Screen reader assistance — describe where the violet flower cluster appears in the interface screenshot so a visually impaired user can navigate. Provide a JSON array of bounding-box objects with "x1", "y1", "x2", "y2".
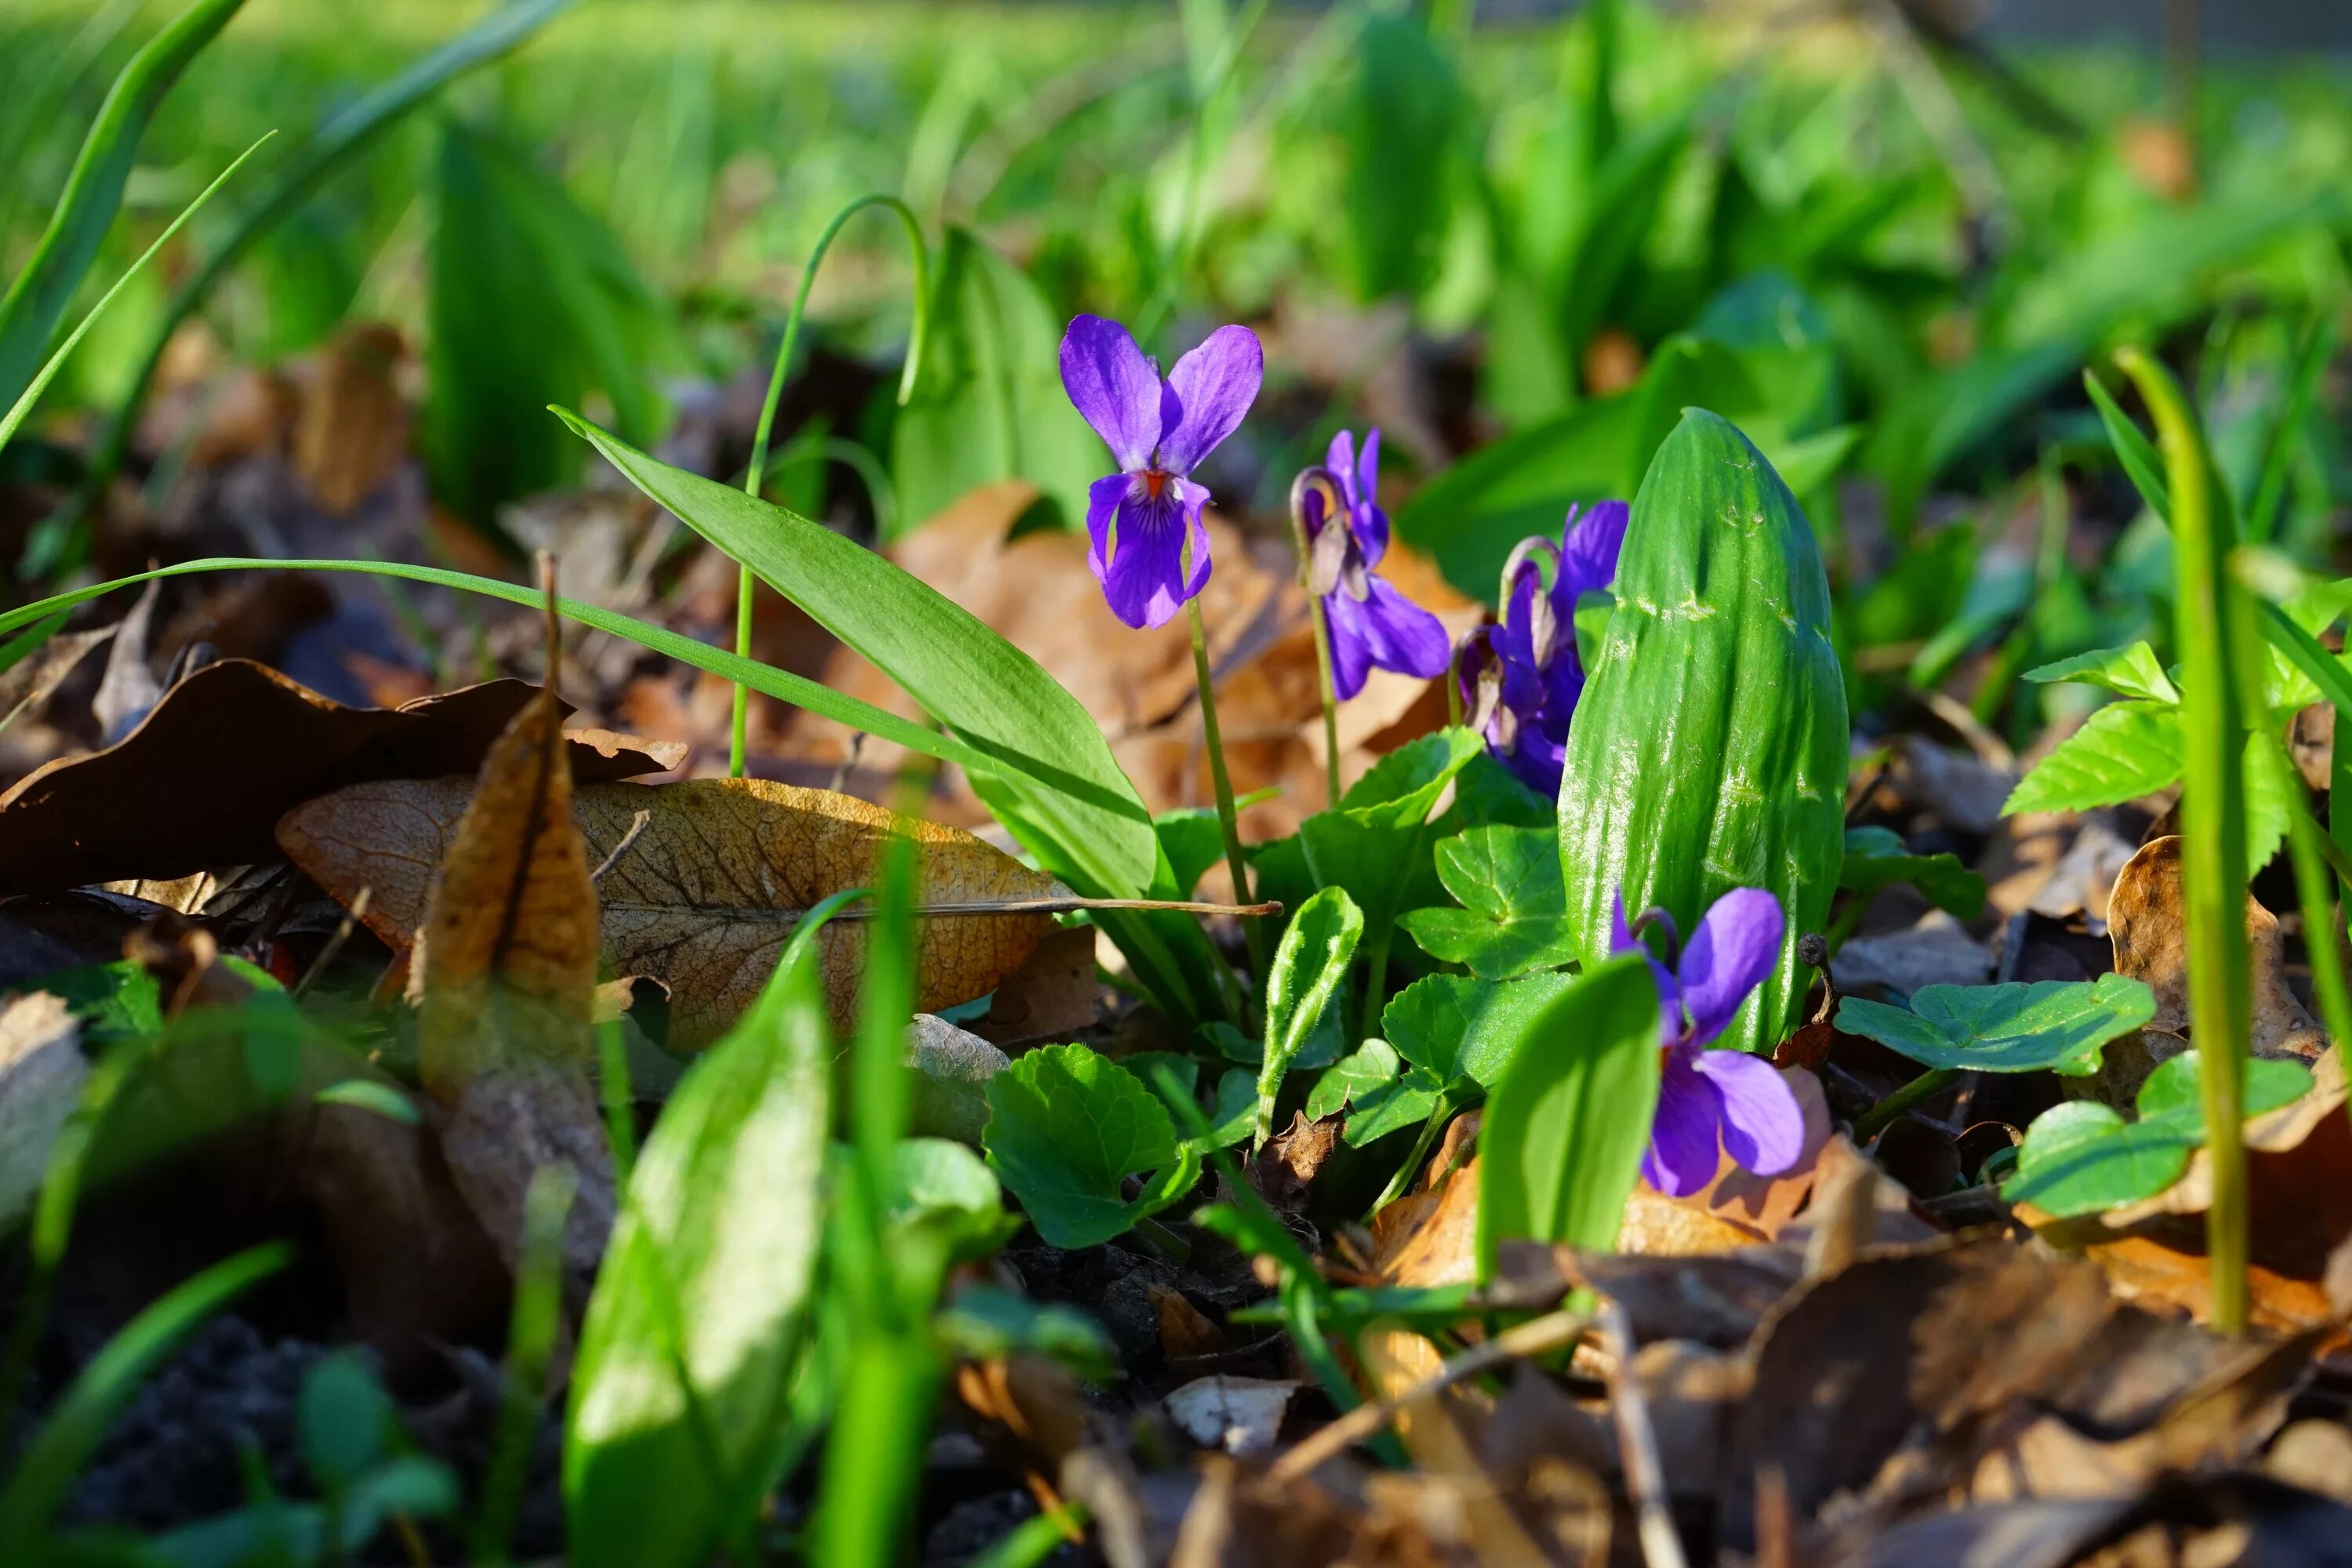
[
  {"x1": 1611, "y1": 887, "x2": 1806, "y2": 1196},
  {"x1": 1456, "y1": 500, "x2": 1628, "y2": 797}
]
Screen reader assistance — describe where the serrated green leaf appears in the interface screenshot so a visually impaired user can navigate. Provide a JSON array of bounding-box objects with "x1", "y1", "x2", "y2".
[
  {"x1": 1838, "y1": 826, "x2": 1987, "y2": 920},
  {"x1": 1399, "y1": 826, "x2": 1578, "y2": 978},
  {"x1": 1381, "y1": 971, "x2": 1582, "y2": 1094},
  {"x1": 1257, "y1": 887, "x2": 1364, "y2": 1147},
  {"x1": 982, "y1": 1044, "x2": 1198, "y2": 1248},
  {"x1": 1338, "y1": 728, "x2": 1486, "y2": 829},
  {"x1": 1476, "y1": 955, "x2": 1662, "y2": 1278},
  {"x1": 2002, "y1": 1050, "x2": 2312, "y2": 1217},
  {"x1": 2023, "y1": 642, "x2": 2179, "y2": 704},
  {"x1": 884, "y1": 1138, "x2": 1021, "y2": 1261},
  {"x1": 1305, "y1": 1040, "x2": 1439, "y2": 1149},
  {"x1": 2002, "y1": 701, "x2": 2184, "y2": 815},
  {"x1": 1833, "y1": 975, "x2": 2155, "y2": 1076},
  {"x1": 2242, "y1": 728, "x2": 2292, "y2": 870}
]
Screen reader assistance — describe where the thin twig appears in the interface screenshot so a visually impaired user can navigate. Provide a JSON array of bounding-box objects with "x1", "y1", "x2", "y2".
[
  {"x1": 292, "y1": 887, "x2": 370, "y2": 1000},
  {"x1": 826, "y1": 731, "x2": 867, "y2": 794},
  {"x1": 1602, "y1": 1299, "x2": 1689, "y2": 1568},
  {"x1": 1266, "y1": 1307, "x2": 1592, "y2": 1481},
  {"x1": 590, "y1": 811, "x2": 652, "y2": 884}
]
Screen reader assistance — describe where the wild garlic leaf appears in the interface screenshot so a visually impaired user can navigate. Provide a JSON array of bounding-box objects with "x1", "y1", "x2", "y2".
[
  {"x1": 1833, "y1": 975, "x2": 2156, "y2": 1076},
  {"x1": 2023, "y1": 642, "x2": 2178, "y2": 704},
  {"x1": 982, "y1": 1043, "x2": 1198, "y2": 1249},
  {"x1": 1838, "y1": 826, "x2": 1986, "y2": 920},
  {"x1": 2002, "y1": 1050, "x2": 2312, "y2": 1217},
  {"x1": 2002, "y1": 700, "x2": 2183, "y2": 815},
  {"x1": 1381, "y1": 972, "x2": 1580, "y2": 1094},
  {"x1": 1257, "y1": 887, "x2": 1365, "y2": 1146},
  {"x1": 1305, "y1": 1039, "x2": 1440, "y2": 1148},
  {"x1": 1399, "y1": 826, "x2": 1579, "y2": 978}
]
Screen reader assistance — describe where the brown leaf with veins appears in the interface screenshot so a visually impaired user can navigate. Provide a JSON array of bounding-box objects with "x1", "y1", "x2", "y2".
[{"x1": 281, "y1": 775, "x2": 1061, "y2": 1047}]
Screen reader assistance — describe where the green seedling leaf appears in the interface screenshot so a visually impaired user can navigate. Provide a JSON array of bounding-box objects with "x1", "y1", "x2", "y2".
[
  {"x1": 2002, "y1": 700, "x2": 2183, "y2": 815},
  {"x1": 933, "y1": 1286, "x2": 1114, "y2": 1384},
  {"x1": 1305, "y1": 1039, "x2": 1438, "y2": 1148},
  {"x1": 2003, "y1": 1050, "x2": 2312, "y2": 1218},
  {"x1": 1381, "y1": 971, "x2": 1580, "y2": 1096},
  {"x1": 0, "y1": 0, "x2": 243, "y2": 416},
  {"x1": 885, "y1": 1138, "x2": 1022, "y2": 1261},
  {"x1": 2024, "y1": 642, "x2": 2180, "y2": 705},
  {"x1": 24, "y1": 961, "x2": 163, "y2": 1042},
  {"x1": 1204, "y1": 1068, "x2": 1256, "y2": 1150},
  {"x1": 1838, "y1": 826, "x2": 1986, "y2": 920},
  {"x1": 1399, "y1": 825, "x2": 1578, "y2": 978},
  {"x1": 143, "y1": 1454, "x2": 457, "y2": 1568},
  {"x1": 1475, "y1": 955, "x2": 1662, "y2": 1279},
  {"x1": 298, "y1": 1352, "x2": 391, "y2": 1491},
  {"x1": 982, "y1": 1044, "x2": 1200, "y2": 1248},
  {"x1": 891, "y1": 227, "x2": 1102, "y2": 535},
  {"x1": 1834, "y1": 975, "x2": 2156, "y2": 1076},
  {"x1": 1256, "y1": 887, "x2": 1364, "y2": 1148},
  {"x1": 566, "y1": 938, "x2": 833, "y2": 1568},
  {"x1": 0, "y1": 1240, "x2": 289, "y2": 1555}
]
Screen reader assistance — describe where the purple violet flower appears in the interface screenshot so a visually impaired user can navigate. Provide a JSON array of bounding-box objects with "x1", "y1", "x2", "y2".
[
  {"x1": 1058, "y1": 314, "x2": 1264, "y2": 629},
  {"x1": 1610, "y1": 887, "x2": 1805, "y2": 1197},
  {"x1": 1299, "y1": 428, "x2": 1450, "y2": 699},
  {"x1": 1455, "y1": 499, "x2": 1629, "y2": 796}
]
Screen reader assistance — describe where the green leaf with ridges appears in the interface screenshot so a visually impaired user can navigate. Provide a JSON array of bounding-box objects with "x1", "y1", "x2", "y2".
[
  {"x1": 1256, "y1": 887, "x2": 1364, "y2": 1147},
  {"x1": 1399, "y1": 826, "x2": 1578, "y2": 978},
  {"x1": 2002, "y1": 1051, "x2": 2312, "y2": 1218},
  {"x1": 1833, "y1": 975, "x2": 2156, "y2": 1076},
  {"x1": 1475, "y1": 956, "x2": 1662, "y2": 1278},
  {"x1": 1559, "y1": 409, "x2": 1849, "y2": 1056},
  {"x1": 982, "y1": 1044, "x2": 1199, "y2": 1248}
]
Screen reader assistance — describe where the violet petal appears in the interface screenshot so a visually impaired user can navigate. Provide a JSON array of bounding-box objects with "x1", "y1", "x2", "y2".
[
  {"x1": 1059, "y1": 315, "x2": 1163, "y2": 473},
  {"x1": 1158, "y1": 325, "x2": 1263, "y2": 474},
  {"x1": 1093, "y1": 483, "x2": 1196, "y2": 630},
  {"x1": 1643, "y1": 1052, "x2": 1724, "y2": 1197},
  {"x1": 1692, "y1": 1049, "x2": 1805, "y2": 1176},
  {"x1": 1679, "y1": 887, "x2": 1784, "y2": 1046},
  {"x1": 1555, "y1": 499, "x2": 1630, "y2": 607}
]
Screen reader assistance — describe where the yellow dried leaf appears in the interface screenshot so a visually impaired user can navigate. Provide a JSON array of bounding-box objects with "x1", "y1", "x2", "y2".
[{"x1": 281, "y1": 775, "x2": 1062, "y2": 1048}]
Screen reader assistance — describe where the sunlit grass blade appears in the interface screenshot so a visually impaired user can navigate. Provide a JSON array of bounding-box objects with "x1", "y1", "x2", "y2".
[
  {"x1": 0, "y1": 1240, "x2": 292, "y2": 1555},
  {"x1": 89, "y1": 0, "x2": 583, "y2": 492},
  {"x1": 0, "y1": 0, "x2": 243, "y2": 415},
  {"x1": 2115, "y1": 345, "x2": 2253, "y2": 1333},
  {"x1": 0, "y1": 132, "x2": 272, "y2": 458},
  {"x1": 470, "y1": 1163, "x2": 574, "y2": 1567}
]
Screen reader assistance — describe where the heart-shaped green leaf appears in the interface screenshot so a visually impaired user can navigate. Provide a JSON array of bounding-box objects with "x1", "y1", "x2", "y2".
[
  {"x1": 1838, "y1": 826, "x2": 1986, "y2": 920},
  {"x1": 1834, "y1": 975, "x2": 2157, "y2": 1076},
  {"x1": 2002, "y1": 1050, "x2": 2313, "y2": 1217},
  {"x1": 1399, "y1": 826, "x2": 1578, "y2": 978},
  {"x1": 1381, "y1": 971, "x2": 1581, "y2": 1094},
  {"x1": 1305, "y1": 1040, "x2": 1440, "y2": 1148},
  {"x1": 982, "y1": 1044, "x2": 1199, "y2": 1249}
]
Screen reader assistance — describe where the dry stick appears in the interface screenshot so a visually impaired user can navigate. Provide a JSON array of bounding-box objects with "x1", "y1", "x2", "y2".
[
  {"x1": 291, "y1": 886, "x2": 371, "y2": 1000},
  {"x1": 1602, "y1": 1299, "x2": 1690, "y2": 1568},
  {"x1": 1265, "y1": 1307, "x2": 1592, "y2": 1483}
]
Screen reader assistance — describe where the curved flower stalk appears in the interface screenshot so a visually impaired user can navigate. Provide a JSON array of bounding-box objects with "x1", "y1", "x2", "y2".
[
  {"x1": 1454, "y1": 500, "x2": 1628, "y2": 796},
  {"x1": 1290, "y1": 427, "x2": 1450, "y2": 806},
  {"x1": 1610, "y1": 887, "x2": 1805, "y2": 1196},
  {"x1": 1058, "y1": 314, "x2": 1262, "y2": 630}
]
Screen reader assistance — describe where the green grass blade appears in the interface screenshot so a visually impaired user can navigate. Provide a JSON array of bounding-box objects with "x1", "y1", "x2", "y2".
[
  {"x1": 2082, "y1": 368, "x2": 2170, "y2": 524},
  {"x1": 0, "y1": 133, "x2": 272, "y2": 459},
  {"x1": 92, "y1": 0, "x2": 582, "y2": 488},
  {"x1": 2117, "y1": 346, "x2": 2252, "y2": 1334},
  {"x1": 0, "y1": 0, "x2": 244, "y2": 414},
  {"x1": 470, "y1": 1163, "x2": 574, "y2": 1567},
  {"x1": 0, "y1": 1241, "x2": 291, "y2": 1555},
  {"x1": 2245, "y1": 316, "x2": 2336, "y2": 546},
  {"x1": 0, "y1": 557, "x2": 1003, "y2": 782}
]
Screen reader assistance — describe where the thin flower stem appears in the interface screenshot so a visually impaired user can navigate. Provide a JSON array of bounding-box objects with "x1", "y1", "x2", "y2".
[
  {"x1": 1307, "y1": 594, "x2": 1344, "y2": 809},
  {"x1": 731, "y1": 193, "x2": 931, "y2": 779},
  {"x1": 1370, "y1": 1091, "x2": 1461, "y2": 1217},
  {"x1": 1189, "y1": 596, "x2": 1265, "y2": 983},
  {"x1": 1851, "y1": 1067, "x2": 1959, "y2": 1142},
  {"x1": 2119, "y1": 346, "x2": 2252, "y2": 1335}
]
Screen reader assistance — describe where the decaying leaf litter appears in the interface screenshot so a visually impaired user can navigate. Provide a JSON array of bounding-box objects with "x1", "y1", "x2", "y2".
[{"x1": 7, "y1": 1, "x2": 2352, "y2": 1565}]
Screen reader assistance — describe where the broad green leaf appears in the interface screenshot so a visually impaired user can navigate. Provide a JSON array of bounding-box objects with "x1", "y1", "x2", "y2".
[
  {"x1": 884, "y1": 1138, "x2": 1022, "y2": 1261},
  {"x1": 2002, "y1": 700, "x2": 2183, "y2": 815},
  {"x1": 1837, "y1": 826, "x2": 1986, "y2": 920},
  {"x1": 1340, "y1": 11, "x2": 1463, "y2": 301},
  {"x1": 95, "y1": 0, "x2": 583, "y2": 490},
  {"x1": 1394, "y1": 396, "x2": 1632, "y2": 598},
  {"x1": 1155, "y1": 808, "x2": 1228, "y2": 900},
  {"x1": 1256, "y1": 887, "x2": 1363, "y2": 1147},
  {"x1": 566, "y1": 940, "x2": 833, "y2": 1568},
  {"x1": 890, "y1": 227, "x2": 1102, "y2": 534},
  {"x1": 0, "y1": 0, "x2": 242, "y2": 415},
  {"x1": 2242, "y1": 728, "x2": 2293, "y2": 871},
  {"x1": 1401, "y1": 825, "x2": 1580, "y2": 978},
  {"x1": 0, "y1": 1241, "x2": 289, "y2": 1555},
  {"x1": 554, "y1": 416, "x2": 1174, "y2": 960},
  {"x1": 1305, "y1": 1039, "x2": 1439, "y2": 1148},
  {"x1": 1381, "y1": 971, "x2": 1580, "y2": 1093},
  {"x1": 1301, "y1": 729, "x2": 1483, "y2": 941},
  {"x1": 1203, "y1": 1067, "x2": 1256, "y2": 1150},
  {"x1": 1475, "y1": 956, "x2": 1662, "y2": 1278},
  {"x1": 2023, "y1": 642, "x2": 2179, "y2": 705},
  {"x1": 2002, "y1": 1050, "x2": 2312, "y2": 1218},
  {"x1": 982, "y1": 1044, "x2": 1199, "y2": 1248},
  {"x1": 1833, "y1": 975, "x2": 2156, "y2": 1076},
  {"x1": 297, "y1": 1352, "x2": 391, "y2": 1490},
  {"x1": 1339, "y1": 729, "x2": 1486, "y2": 827}
]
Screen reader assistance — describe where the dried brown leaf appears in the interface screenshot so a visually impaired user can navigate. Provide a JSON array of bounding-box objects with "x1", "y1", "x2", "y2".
[
  {"x1": 281, "y1": 775, "x2": 1062, "y2": 1047},
  {"x1": 2107, "y1": 835, "x2": 2324, "y2": 1060},
  {"x1": 0, "y1": 660, "x2": 670, "y2": 891}
]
